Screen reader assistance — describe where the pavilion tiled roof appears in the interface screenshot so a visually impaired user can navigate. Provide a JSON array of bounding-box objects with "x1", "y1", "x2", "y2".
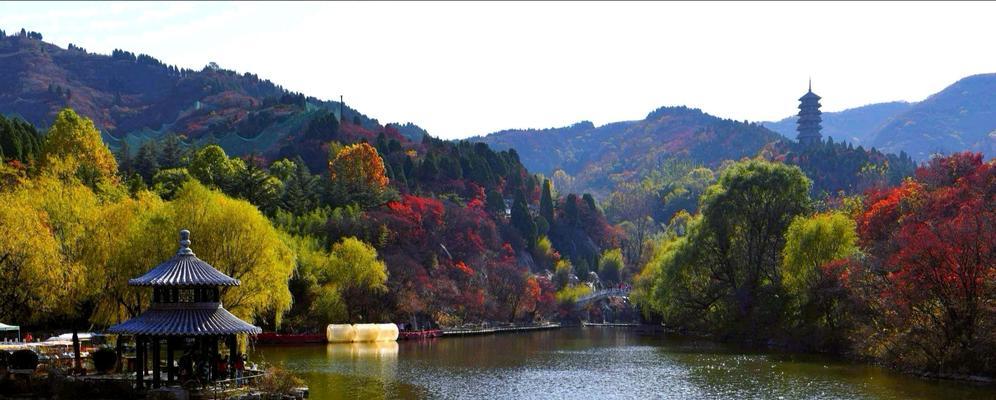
[
  {"x1": 108, "y1": 230, "x2": 261, "y2": 337},
  {"x1": 128, "y1": 230, "x2": 240, "y2": 287},
  {"x1": 106, "y1": 302, "x2": 261, "y2": 336}
]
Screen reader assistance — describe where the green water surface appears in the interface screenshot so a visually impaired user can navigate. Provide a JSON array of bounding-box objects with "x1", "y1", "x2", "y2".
[{"x1": 254, "y1": 327, "x2": 995, "y2": 400}]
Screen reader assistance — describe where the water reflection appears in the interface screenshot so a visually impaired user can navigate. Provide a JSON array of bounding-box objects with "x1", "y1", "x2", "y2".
[
  {"x1": 255, "y1": 328, "x2": 996, "y2": 400},
  {"x1": 326, "y1": 341, "x2": 400, "y2": 359},
  {"x1": 256, "y1": 341, "x2": 417, "y2": 400}
]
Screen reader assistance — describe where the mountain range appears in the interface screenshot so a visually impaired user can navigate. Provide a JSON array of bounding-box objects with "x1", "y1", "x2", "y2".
[{"x1": 1, "y1": 32, "x2": 992, "y2": 196}]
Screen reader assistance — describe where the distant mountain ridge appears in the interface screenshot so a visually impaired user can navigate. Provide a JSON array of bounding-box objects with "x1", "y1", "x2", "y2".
[
  {"x1": 473, "y1": 106, "x2": 784, "y2": 195},
  {"x1": 871, "y1": 74, "x2": 996, "y2": 159},
  {"x1": 764, "y1": 101, "x2": 915, "y2": 147}
]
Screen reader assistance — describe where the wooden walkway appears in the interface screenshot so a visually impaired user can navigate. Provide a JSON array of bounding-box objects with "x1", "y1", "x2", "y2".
[{"x1": 582, "y1": 322, "x2": 640, "y2": 327}]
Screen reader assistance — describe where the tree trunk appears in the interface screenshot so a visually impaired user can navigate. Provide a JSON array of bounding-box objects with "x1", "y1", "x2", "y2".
[{"x1": 72, "y1": 328, "x2": 82, "y2": 374}]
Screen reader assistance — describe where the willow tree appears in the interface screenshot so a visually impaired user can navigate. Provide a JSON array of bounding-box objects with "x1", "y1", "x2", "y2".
[
  {"x1": 0, "y1": 186, "x2": 79, "y2": 324},
  {"x1": 0, "y1": 175, "x2": 103, "y2": 372},
  {"x1": 91, "y1": 191, "x2": 171, "y2": 325},
  {"x1": 778, "y1": 212, "x2": 859, "y2": 348},
  {"x1": 325, "y1": 237, "x2": 388, "y2": 323},
  {"x1": 283, "y1": 235, "x2": 388, "y2": 327},
  {"x1": 167, "y1": 181, "x2": 296, "y2": 327}
]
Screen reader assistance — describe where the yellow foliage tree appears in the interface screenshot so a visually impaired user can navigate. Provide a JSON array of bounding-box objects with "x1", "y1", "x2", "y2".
[
  {"x1": 781, "y1": 212, "x2": 859, "y2": 324},
  {"x1": 90, "y1": 191, "x2": 171, "y2": 325},
  {"x1": 0, "y1": 174, "x2": 297, "y2": 329},
  {"x1": 0, "y1": 187, "x2": 79, "y2": 323},
  {"x1": 168, "y1": 181, "x2": 295, "y2": 326},
  {"x1": 39, "y1": 109, "x2": 118, "y2": 185},
  {"x1": 0, "y1": 175, "x2": 96, "y2": 331},
  {"x1": 285, "y1": 235, "x2": 388, "y2": 324}
]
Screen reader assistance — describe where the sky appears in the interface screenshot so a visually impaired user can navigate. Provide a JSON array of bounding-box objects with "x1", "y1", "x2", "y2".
[{"x1": 2, "y1": 1, "x2": 995, "y2": 139}]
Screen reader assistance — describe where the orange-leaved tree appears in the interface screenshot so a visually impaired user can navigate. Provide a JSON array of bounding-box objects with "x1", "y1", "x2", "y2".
[{"x1": 327, "y1": 142, "x2": 390, "y2": 207}]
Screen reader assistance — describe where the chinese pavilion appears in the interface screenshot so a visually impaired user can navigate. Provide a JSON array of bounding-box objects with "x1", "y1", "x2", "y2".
[
  {"x1": 797, "y1": 80, "x2": 823, "y2": 146},
  {"x1": 107, "y1": 230, "x2": 261, "y2": 389}
]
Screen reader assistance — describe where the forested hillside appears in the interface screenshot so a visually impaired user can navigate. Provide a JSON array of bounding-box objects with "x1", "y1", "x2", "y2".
[
  {"x1": 1, "y1": 106, "x2": 626, "y2": 332},
  {"x1": 0, "y1": 34, "x2": 621, "y2": 333},
  {"x1": 0, "y1": 31, "x2": 395, "y2": 162}
]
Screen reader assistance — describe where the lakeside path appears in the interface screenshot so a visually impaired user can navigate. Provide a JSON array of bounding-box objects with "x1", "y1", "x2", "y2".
[{"x1": 441, "y1": 323, "x2": 561, "y2": 337}]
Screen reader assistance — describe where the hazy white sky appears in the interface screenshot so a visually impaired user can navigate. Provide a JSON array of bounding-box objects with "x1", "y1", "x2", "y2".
[{"x1": 2, "y1": 1, "x2": 995, "y2": 139}]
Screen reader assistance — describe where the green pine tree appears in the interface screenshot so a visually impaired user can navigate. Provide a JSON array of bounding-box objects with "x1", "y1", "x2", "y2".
[
  {"x1": 511, "y1": 190, "x2": 537, "y2": 249},
  {"x1": 540, "y1": 179, "x2": 555, "y2": 224}
]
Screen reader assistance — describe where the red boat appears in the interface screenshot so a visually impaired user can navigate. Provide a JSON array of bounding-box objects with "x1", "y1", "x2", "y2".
[
  {"x1": 398, "y1": 329, "x2": 442, "y2": 340},
  {"x1": 255, "y1": 332, "x2": 326, "y2": 345}
]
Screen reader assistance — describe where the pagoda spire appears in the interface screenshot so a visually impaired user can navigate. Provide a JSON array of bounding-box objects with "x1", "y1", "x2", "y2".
[{"x1": 796, "y1": 80, "x2": 822, "y2": 146}]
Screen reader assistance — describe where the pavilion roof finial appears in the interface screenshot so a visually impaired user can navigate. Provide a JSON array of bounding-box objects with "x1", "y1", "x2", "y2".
[
  {"x1": 178, "y1": 229, "x2": 194, "y2": 256},
  {"x1": 808, "y1": 77, "x2": 812, "y2": 92}
]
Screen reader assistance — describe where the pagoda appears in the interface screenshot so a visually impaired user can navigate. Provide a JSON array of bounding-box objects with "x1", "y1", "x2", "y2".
[
  {"x1": 108, "y1": 230, "x2": 261, "y2": 389},
  {"x1": 796, "y1": 80, "x2": 823, "y2": 146}
]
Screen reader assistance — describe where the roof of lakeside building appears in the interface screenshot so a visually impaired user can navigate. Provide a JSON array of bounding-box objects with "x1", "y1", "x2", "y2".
[
  {"x1": 128, "y1": 230, "x2": 240, "y2": 287},
  {"x1": 106, "y1": 302, "x2": 261, "y2": 336}
]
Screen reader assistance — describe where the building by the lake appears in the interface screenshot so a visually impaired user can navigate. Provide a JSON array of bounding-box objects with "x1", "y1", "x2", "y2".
[{"x1": 107, "y1": 229, "x2": 261, "y2": 389}]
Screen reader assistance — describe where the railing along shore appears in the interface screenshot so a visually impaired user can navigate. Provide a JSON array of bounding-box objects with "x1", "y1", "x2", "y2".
[{"x1": 442, "y1": 322, "x2": 561, "y2": 336}]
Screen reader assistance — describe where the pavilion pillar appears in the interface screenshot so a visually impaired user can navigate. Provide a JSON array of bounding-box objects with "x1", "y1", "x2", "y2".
[
  {"x1": 166, "y1": 337, "x2": 174, "y2": 384},
  {"x1": 144, "y1": 339, "x2": 150, "y2": 376},
  {"x1": 211, "y1": 336, "x2": 221, "y2": 380},
  {"x1": 152, "y1": 337, "x2": 161, "y2": 388},
  {"x1": 135, "y1": 336, "x2": 144, "y2": 389},
  {"x1": 115, "y1": 335, "x2": 124, "y2": 373},
  {"x1": 228, "y1": 335, "x2": 237, "y2": 379}
]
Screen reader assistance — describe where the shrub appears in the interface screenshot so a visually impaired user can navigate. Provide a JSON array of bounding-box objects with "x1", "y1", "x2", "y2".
[
  {"x1": 256, "y1": 364, "x2": 305, "y2": 396},
  {"x1": 10, "y1": 349, "x2": 39, "y2": 370},
  {"x1": 92, "y1": 347, "x2": 118, "y2": 373},
  {"x1": 555, "y1": 285, "x2": 593, "y2": 304}
]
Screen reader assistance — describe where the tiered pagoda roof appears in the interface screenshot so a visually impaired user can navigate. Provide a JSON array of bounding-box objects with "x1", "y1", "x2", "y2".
[
  {"x1": 107, "y1": 230, "x2": 261, "y2": 336},
  {"x1": 796, "y1": 80, "x2": 823, "y2": 146},
  {"x1": 108, "y1": 303, "x2": 259, "y2": 336},
  {"x1": 128, "y1": 252, "x2": 240, "y2": 287}
]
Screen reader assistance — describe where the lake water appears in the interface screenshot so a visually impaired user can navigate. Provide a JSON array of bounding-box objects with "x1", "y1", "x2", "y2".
[{"x1": 254, "y1": 327, "x2": 995, "y2": 400}]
